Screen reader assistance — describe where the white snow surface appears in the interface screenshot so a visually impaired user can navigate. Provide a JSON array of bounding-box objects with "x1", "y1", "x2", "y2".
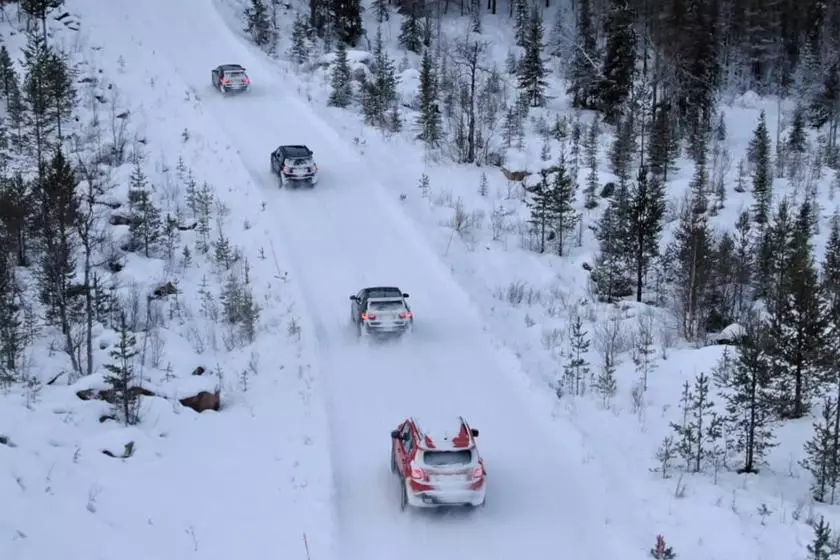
[{"x1": 4, "y1": 0, "x2": 840, "y2": 558}]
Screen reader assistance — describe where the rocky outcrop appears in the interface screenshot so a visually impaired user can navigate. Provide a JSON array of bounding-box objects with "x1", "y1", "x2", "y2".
[
  {"x1": 77, "y1": 386, "x2": 156, "y2": 402},
  {"x1": 179, "y1": 390, "x2": 220, "y2": 413}
]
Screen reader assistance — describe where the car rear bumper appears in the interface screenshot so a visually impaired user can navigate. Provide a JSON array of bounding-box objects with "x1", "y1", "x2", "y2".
[
  {"x1": 364, "y1": 321, "x2": 411, "y2": 335},
  {"x1": 282, "y1": 173, "x2": 317, "y2": 182},
  {"x1": 406, "y1": 481, "x2": 486, "y2": 508}
]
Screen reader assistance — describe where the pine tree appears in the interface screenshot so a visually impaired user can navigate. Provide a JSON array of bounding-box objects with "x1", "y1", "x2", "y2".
[
  {"x1": 22, "y1": 31, "x2": 55, "y2": 166},
  {"x1": 549, "y1": 162, "x2": 577, "y2": 256},
  {"x1": 328, "y1": 41, "x2": 353, "y2": 108},
  {"x1": 416, "y1": 49, "x2": 440, "y2": 147},
  {"x1": 513, "y1": 0, "x2": 530, "y2": 47},
  {"x1": 609, "y1": 115, "x2": 636, "y2": 185},
  {"x1": 398, "y1": 1, "x2": 423, "y2": 53},
  {"x1": 801, "y1": 394, "x2": 840, "y2": 504},
  {"x1": 43, "y1": 47, "x2": 75, "y2": 140},
  {"x1": 526, "y1": 170, "x2": 554, "y2": 254},
  {"x1": 721, "y1": 315, "x2": 777, "y2": 474},
  {"x1": 562, "y1": 314, "x2": 591, "y2": 397},
  {"x1": 566, "y1": 0, "x2": 598, "y2": 110},
  {"x1": 807, "y1": 517, "x2": 835, "y2": 560},
  {"x1": 766, "y1": 200, "x2": 826, "y2": 419},
  {"x1": 671, "y1": 372, "x2": 724, "y2": 473},
  {"x1": 669, "y1": 191, "x2": 713, "y2": 340},
  {"x1": 243, "y1": 0, "x2": 273, "y2": 47},
  {"x1": 103, "y1": 311, "x2": 140, "y2": 426},
  {"x1": 748, "y1": 111, "x2": 773, "y2": 225},
  {"x1": 371, "y1": 0, "x2": 389, "y2": 22},
  {"x1": 593, "y1": 192, "x2": 631, "y2": 301},
  {"x1": 823, "y1": 214, "x2": 840, "y2": 388},
  {"x1": 20, "y1": 0, "x2": 63, "y2": 42},
  {"x1": 627, "y1": 165, "x2": 665, "y2": 302},
  {"x1": 583, "y1": 116, "x2": 599, "y2": 209},
  {"x1": 517, "y1": 5, "x2": 548, "y2": 108},
  {"x1": 331, "y1": 0, "x2": 364, "y2": 46},
  {"x1": 597, "y1": 0, "x2": 636, "y2": 124},
  {"x1": 361, "y1": 28, "x2": 398, "y2": 130},
  {"x1": 289, "y1": 14, "x2": 311, "y2": 64},
  {"x1": 647, "y1": 103, "x2": 678, "y2": 183}
]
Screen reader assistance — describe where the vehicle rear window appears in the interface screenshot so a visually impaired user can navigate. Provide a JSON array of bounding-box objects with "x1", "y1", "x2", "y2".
[
  {"x1": 290, "y1": 158, "x2": 313, "y2": 166},
  {"x1": 422, "y1": 450, "x2": 473, "y2": 467},
  {"x1": 227, "y1": 71, "x2": 245, "y2": 78},
  {"x1": 369, "y1": 300, "x2": 404, "y2": 311}
]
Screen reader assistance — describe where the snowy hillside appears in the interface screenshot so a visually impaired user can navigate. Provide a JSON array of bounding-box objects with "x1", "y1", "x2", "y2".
[{"x1": 2, "y1": 0, "x2": 840, "y2": 558}]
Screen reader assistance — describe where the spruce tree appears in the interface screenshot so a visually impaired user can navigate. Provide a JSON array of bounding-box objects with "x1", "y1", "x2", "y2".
[
  {"x1": 566, "y1": 0, "x2": 598, "y2": 109},
  {"x1": 513, "y1": 0, "x2": 530, "y2": 47},
  {"x1": 807, "y1": 516, "x2": 835, "y2": 560},
  {"x1": 416, "y1": 49, "x2": 440, "y2": 147},
  {"x1": 609, "y1": 115, "x2": 636, "y2": 185},
  {"x1": 669, "y1": 191, "x2": 713, "y2": 340},
  {"x1": 289, "y1": 14, "x2": 311, "y2": 64},
  {"x1": 103, "y1": 311, "x2": 140, "y2": 426},
  {"x1": 562, "y1": 314, "x2": 591, "y2": 397},
  {"x1": 748, "y1": 111, "x2": 773, "y2": 226},
  {"x1": 549, "y1": 162, "x2": 577, "y2": 256},
  {"x1": 517, "y1": 5, "x2": 548, "y2": 108},
  {"x1": 721, "y1": 315, "x2": 777, "y2": 474},
  {"x1": 593, "y1": 194, "x2": 631, "y2": 301},
  {"x1": 526, "y1": 170, "x2": 554, "y2": 254},
  {"x1": 243, "y1": 0, "x2": 273, "y2": 47},
  {"x1": 823, "y1": 214, "x2": 840, "y2": 387},
  {"x1": 583, "y1": 116, "x2": 599, "y2": 209},
  {"x1": 766, "y1": 200, "x2": 826, "y2": 419},
  {"x1": 647, "y1": 103, "x2": 679, "y2": 183},
  {"x1": 671, "y1": 372, "x2": 724, "y2": 473},
  {"x1": 328, "y1": 41, "x2": 353, "y2": 108},
  {"x1": 22, "y1": 31, "x2": 55, "y2": 166},
  {"x1": 398, "y1": 1, "x2": 423, "y2": 54},
  {"x1": 626, "y1": 165, "x2": 665, "y2": 302},
  {"x1": 597, "y1": 0, "x2": 636, "y2": 124},
  {"x1": 801, "y1": 394, "x2": 840, "y2": 504},
  {"x1": 331, "y1": 0, "x2": 364, "y2": 45},
  {"x1": 361, "y1": 28, "x2": 398, "y2": 130}
]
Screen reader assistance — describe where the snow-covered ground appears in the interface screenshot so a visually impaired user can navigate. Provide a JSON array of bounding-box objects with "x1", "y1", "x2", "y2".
[{"x1": 3, "y1": 0, "x2": 840, "y2": 559}]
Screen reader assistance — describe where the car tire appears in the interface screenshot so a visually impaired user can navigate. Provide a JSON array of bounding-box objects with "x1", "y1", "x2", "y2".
[{"x1": 399, "y1": 481, "x2": 408, "y2": 511}]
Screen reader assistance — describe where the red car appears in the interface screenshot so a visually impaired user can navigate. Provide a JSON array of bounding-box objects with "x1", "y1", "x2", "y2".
[{"x1": 390, "y1": 416, "x2": 487, "y2": 509}]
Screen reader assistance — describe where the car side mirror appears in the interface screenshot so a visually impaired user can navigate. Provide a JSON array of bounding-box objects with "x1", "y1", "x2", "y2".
[
  {"x1": 390, "y1": 430, "x2": 400, "y2": 439},
  {"x1": 349, "y1": 295, "x2": 357, "y2": 301},
  {"x1": 470, "y1": 428, "x2": 479, "y2": 437},
  {"x1": 402, "y1": 293, "x2": 410, "y2": 298}
]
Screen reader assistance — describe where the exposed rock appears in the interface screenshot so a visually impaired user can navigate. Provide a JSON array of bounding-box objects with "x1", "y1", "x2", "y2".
[
  {"x1": 600, "y1": 182, "x2": 616, "y2": 198},
  {"x1": 77, "y1": 386, "x2": 156, "y2": 403},
  {"x1": 191, "y1": 366, "x2": 206, "y2": 376},
  {"x1": 581, "y1": 262, "x2": 592, "y2": 272},
  {"x1": 177, "y1": 221, "x2": 198, "y2": 231},
  {"x1": 180, "y1": 390, "x2": 220, "y2": 413},
  {"x1": 102, "y1": 441, "x2": 135, "y2": 458},
  {"x1": 109, "y1": 212, "x2": 134, "y2": 226},
  {"x1": 99, "y1": 415, "x2": 117, "y2": 423},
  {"x1": 152, "y1": 281, "x2": 178, "y2": 299},
  {"x1": 0, "y1": 435, "x2": 12, "y2": 446}
]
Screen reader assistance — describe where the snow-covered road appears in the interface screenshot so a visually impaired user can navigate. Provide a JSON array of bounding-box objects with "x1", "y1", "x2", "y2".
[{"x1": 89, "y1": 1, "x2": 636, "y2": 558}]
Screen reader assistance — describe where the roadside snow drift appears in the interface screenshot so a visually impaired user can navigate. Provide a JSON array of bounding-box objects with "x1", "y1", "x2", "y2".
[{"x1": 72, "y1": 0, "x2": 649, "y2": 559}]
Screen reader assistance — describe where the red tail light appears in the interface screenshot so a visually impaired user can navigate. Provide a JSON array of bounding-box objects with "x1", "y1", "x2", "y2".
[
  {"x1": 243, "y1": 77, "x2": 250, "y2": 84},
  {"x1": 221, "y1": 78, "x2": 230, "y2": 84},
  {"x1": 361, "y1": 313, "x2": 376, "y2": 320},
  {"x1": 399, "y1": 311, "x2": 413, "y2": 319},
  {"x1": 283, "y1": 166, "x2": 290, "y2": 173},
  {"x1": 469, "y1": 465, "x2": 484, "y2": 480},
  {"x1": 410, "y1": 465, "x2": 426, "y2": 481}
]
